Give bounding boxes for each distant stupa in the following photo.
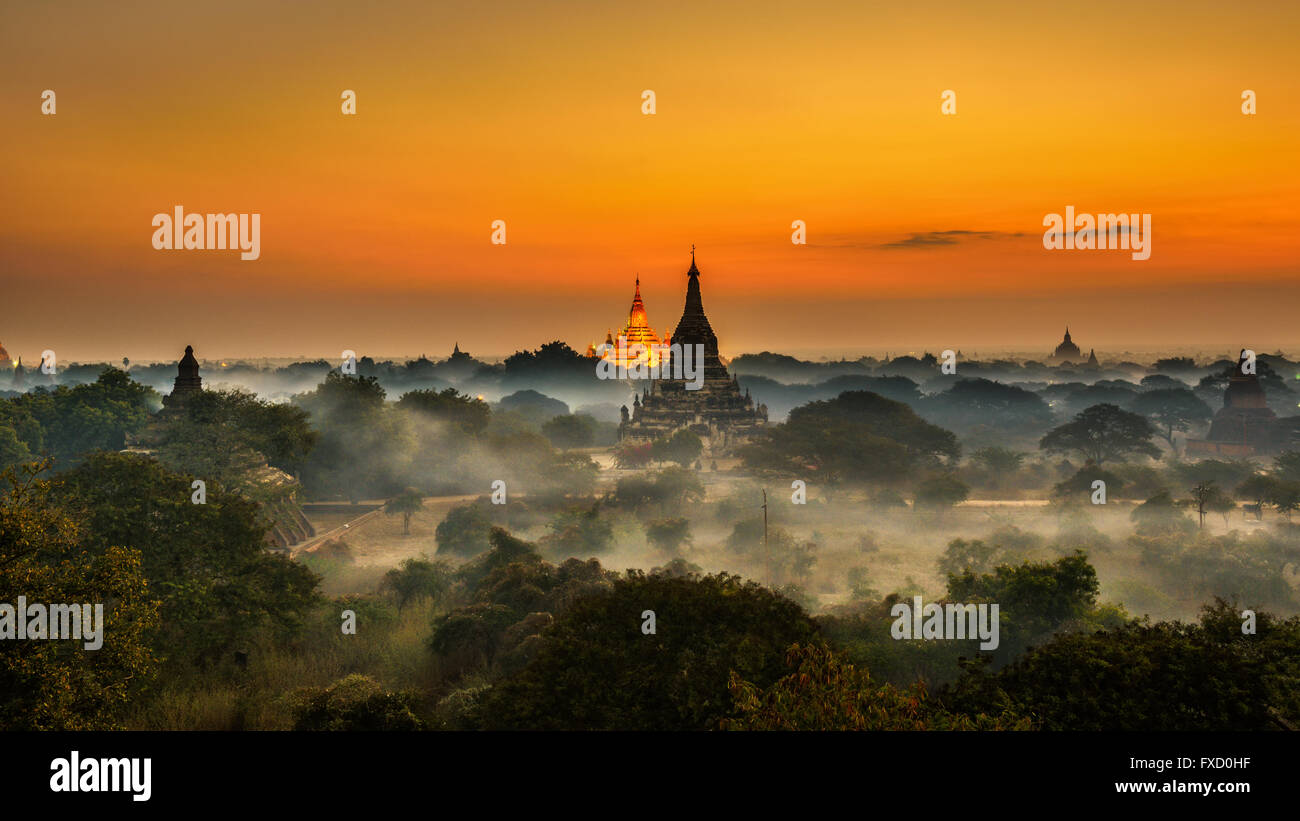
[162,345,203,410]
[1050,327,1084,363]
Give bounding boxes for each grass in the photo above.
[124,596,444,730]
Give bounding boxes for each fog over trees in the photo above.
[1,347,1298,730]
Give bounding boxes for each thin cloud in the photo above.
[880,230,1026,249]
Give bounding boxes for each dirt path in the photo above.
[297,494,482,565]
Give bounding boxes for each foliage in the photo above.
[1126,388,1212,449]
[913,474,969,509]
[380,557,453,611]
[395,387,490,435]
[645,517,692,554]
[155,388,318,480]
[612,440,653,469]
[724,643,1030,730]
[1131,490,1195,535]
[740,391,959,485]
[291,674,423,730]
[1052,461,1124,500]
[6,368,157,468]
[1039,403,1160,465]
[541,413,598,450]
[946,552,1108,663]
[651,428,703,467]
[296,372,406,501]
[613,466,704,516]
[435,500,495,557]
[384,487,424,535]
[476,572,820,729]
[540,502,614,557]
[52,452,320,668]
[0,461,159,729]
[941,600,1300,730]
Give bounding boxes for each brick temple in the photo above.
[618,249,767,453]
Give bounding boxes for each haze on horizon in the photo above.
[2,0,1298,363]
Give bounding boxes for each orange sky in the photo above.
[2,0,1298,363]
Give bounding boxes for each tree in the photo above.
[650,466,705,514]
[0,425,32,470]
[1039,403,1160,465]
[919,379,1054,434]
[476,572,820,730]
[1131,490,1194,534]
[942,600,1300,731]
[384,487,425,536]
[946,551,1102,663]
[645,517,692,555]
[1232,475,1300,521]
[724,643,1027,730]
[292,674,423,731]
[741,391,959,485]
[52,452,320,669]
[612,441,653,469]
[296,372,405,502]
[380,557,452,611]
[1188,480,1233,529]
[1053,461,1125,501]
[1236,474,1277,521]
[1206,489,1238,526]
[914,475,969,511]
[495,389,569,426]
[971,447,1026,474]
[937,538,1000,578]
[396,387,490,435]
[615,467,704,517]
[541,413,597,450]
[653,428,703,467]
[1274,451,1300,482]
[1127,388,1213,452]
[435,501,494,557]
[154,388,317,486]
[0,461,159,729]
[540,502,614,557]
[533,451,599,502]
[10,368,157,467]
[1170,458,1256,492]
[1269,479,1300,520]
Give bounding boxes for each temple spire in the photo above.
[682,249,703,316]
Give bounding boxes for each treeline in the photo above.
[5,447,1298,730]
[0,367,620,504]
[297,528,1300,731]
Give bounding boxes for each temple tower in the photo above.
[162,345,203,411]
[618,249,767,452]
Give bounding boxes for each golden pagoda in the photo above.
[588,278,670,369]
